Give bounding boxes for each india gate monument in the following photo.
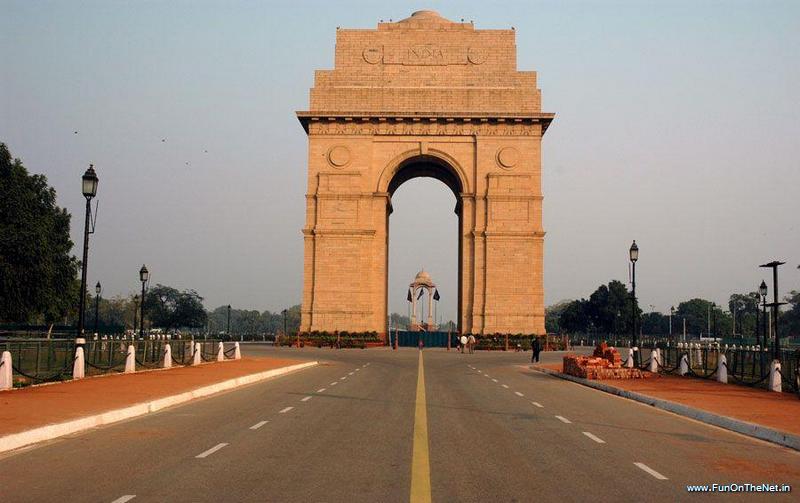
[297,10,554,337]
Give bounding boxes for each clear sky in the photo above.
[2,1,798,322]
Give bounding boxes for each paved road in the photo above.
[1,346,799,502]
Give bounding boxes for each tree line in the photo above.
[546,280,800,339]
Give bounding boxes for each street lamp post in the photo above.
[139,265,149,339]
[669,306,674,341]
[282,309,288,345]
[629,240,639,366]
[76,165,98,337]
[759,261,786,360]
[94,282,101,336]
[227,305,231,341]
[759,280,768,352]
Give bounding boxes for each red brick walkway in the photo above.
[0,357,301,437]
[533,363,800,436]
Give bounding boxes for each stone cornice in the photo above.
[296,112,554,135]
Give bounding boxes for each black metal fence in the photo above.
[635,345,800,393]
[1,338,226,387]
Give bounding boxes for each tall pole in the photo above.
[762,298,768,352]
[93,286,100,336]
[631,260,637,364]
[755,299,760,347]
[77,197,92,337]
[77,165,98,337]
[772,265,780,358]
[760,261,786,361]
[227,305,231,340]
[139,280,146,339]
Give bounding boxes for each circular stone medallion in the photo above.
[327,145,351,168]
[363,47,382,64]
[496,147,519,169]
[468,47,487,65]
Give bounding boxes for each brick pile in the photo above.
[563,343,654,380]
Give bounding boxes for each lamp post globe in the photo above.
[95,282,101,295]
[139,265,149,339]
[82,165,99,198]
[76,165,99,338]
[629,240,639,263]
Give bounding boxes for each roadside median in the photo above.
[530,363,800,451]
[0,357,317,454]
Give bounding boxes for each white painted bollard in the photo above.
[769,360,782,392]
[234,342,241,360]
[0,351,13,390]
[125,345,136,373]
[626,348,634,368]
[163,343,172,368]
[73,346,85,379]
[679,353,689,375]
[648,350,658,373]
[217,342,225,362]
[717,354,727,384]
[192,342,201,365]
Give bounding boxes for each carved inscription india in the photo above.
[362,45,486,65]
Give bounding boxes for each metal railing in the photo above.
[1,338,225,387]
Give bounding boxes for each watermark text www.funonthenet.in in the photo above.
[686,483,791,493]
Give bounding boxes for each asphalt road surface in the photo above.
[2,346,799,502]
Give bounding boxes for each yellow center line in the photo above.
[410,350,432,503]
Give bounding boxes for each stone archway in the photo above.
[297,10,554,337]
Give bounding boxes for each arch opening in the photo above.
[386,156,463,336]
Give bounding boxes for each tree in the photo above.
[782,291,800,338]
[545,300,572,333]
[0,143,79,323]
[559,299,590,334]
[143,284,207,333]
[390,312,411,330]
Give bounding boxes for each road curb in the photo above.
[0,361,318,454]
[530,365,800,452]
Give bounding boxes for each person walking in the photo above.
[531,337,541,363]
[460,335,468,354]
[467,334,476,354]
[418,336,424,351]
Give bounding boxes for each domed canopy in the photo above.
[410,269,436,288]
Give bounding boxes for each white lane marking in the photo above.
[582,431,606,444]
[195,443,228,459]
[634,462,668,480]
[317,388,326,393]
[301,396,312,402]
[501,384,509,389]
[330,382,338,386]
[250,420,269,430]
[355,368,360,372]
[492,378,498,382]
[555,415,572,424]
[340,376,347,380]
[365,363,370,366]
[531,401,544,408]
[279,406,294,413]
[514,391,524,397]
[111,496,136,503]
[348,372,354,375]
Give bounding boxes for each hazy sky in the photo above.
[2,1,798,323]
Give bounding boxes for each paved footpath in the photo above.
[1,346,799,502]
